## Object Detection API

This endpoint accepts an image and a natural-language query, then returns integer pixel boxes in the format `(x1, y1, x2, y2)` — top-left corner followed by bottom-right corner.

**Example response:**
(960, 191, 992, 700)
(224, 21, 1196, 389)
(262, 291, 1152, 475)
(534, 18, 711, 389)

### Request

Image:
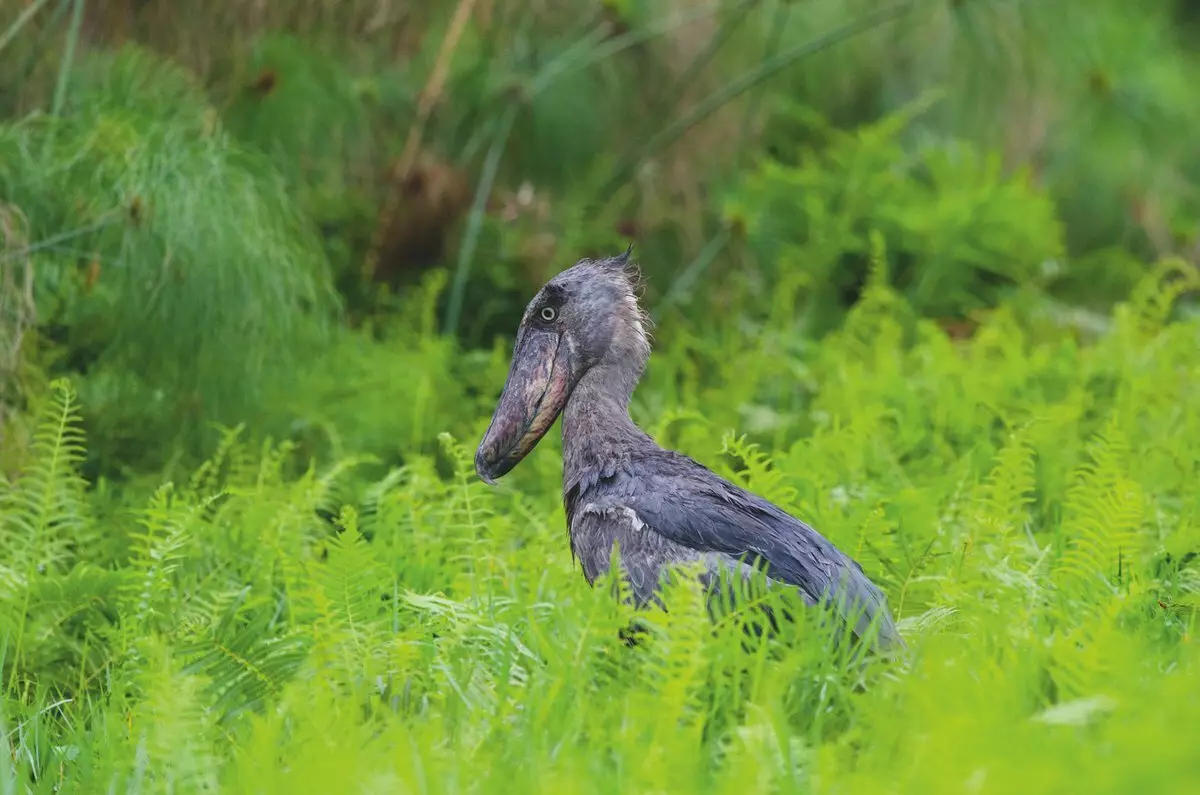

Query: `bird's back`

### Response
(563, 439, 904, 651)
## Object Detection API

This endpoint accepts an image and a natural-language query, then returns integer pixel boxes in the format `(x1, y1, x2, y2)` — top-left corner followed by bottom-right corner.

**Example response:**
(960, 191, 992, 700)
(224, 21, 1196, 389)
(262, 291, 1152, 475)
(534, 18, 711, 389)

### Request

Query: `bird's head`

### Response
(474, 248, 651, 483)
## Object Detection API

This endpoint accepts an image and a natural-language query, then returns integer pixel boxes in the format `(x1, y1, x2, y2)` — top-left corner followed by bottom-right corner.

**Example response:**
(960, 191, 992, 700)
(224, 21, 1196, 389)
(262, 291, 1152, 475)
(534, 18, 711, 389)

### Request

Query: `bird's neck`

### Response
(561, 361, 647, 491)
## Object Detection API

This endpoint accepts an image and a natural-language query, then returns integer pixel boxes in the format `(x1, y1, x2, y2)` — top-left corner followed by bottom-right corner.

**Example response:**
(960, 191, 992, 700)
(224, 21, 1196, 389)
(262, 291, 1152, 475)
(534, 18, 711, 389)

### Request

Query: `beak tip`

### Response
(474, 447, 498, 485)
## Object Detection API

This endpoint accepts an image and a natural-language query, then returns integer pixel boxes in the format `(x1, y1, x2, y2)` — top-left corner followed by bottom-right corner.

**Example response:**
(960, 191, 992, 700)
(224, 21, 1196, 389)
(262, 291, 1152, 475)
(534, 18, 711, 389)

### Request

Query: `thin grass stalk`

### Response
(454, 115, 501, 167)
(655, 226, 732, 317)
(735, 0, 791, 166)
(590, 0, 925, 207)
(49, 0, 84, 117)
(525, 21, 615, 97)
(442, 103, 520, 337)
(660, 0, 762, 99)
(0, 214, 123, 264)
(441, 0, 731, 335)
(528, 1, 735, 97)
(397, 0, 480, 177)
(0, 0, 57, 55)
(4, 0, 70, 114)
(0, 207, 35, 441)
(363, 0, 479, 283)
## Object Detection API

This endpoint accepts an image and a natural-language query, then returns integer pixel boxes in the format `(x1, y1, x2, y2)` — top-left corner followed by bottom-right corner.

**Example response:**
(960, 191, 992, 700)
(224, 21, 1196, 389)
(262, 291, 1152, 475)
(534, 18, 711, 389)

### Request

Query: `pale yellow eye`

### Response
(540, 306, 557, 322)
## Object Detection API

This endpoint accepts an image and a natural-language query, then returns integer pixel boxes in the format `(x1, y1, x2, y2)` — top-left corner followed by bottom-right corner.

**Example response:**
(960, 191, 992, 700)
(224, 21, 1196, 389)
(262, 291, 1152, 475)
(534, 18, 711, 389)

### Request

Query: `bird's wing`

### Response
(590, 454, 903, 649)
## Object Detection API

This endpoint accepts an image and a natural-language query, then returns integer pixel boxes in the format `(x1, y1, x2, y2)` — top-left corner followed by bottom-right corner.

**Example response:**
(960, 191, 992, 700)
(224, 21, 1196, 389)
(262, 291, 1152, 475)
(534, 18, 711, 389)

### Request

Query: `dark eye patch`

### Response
(531, 283, 567, 324)
(540, 283, 567, 303)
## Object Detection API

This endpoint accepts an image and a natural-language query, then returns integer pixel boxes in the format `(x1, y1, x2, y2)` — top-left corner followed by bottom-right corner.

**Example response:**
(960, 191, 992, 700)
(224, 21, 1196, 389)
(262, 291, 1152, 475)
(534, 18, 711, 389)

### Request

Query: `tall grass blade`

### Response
(443, 103, 519, 336)
(591, 0, 923, 205)
(0, 0, 57, 56)
(49, 0, 84, 117)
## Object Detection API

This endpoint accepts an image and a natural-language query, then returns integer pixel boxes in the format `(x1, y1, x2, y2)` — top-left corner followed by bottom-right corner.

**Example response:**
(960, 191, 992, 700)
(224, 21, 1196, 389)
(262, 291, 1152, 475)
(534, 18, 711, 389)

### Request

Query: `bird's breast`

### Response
(568, 500, 708, 606)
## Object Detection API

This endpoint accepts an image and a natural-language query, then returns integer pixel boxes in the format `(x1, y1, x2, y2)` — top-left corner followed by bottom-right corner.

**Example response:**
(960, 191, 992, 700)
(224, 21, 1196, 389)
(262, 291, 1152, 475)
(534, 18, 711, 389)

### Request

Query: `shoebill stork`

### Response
(474, 250, 903, 652)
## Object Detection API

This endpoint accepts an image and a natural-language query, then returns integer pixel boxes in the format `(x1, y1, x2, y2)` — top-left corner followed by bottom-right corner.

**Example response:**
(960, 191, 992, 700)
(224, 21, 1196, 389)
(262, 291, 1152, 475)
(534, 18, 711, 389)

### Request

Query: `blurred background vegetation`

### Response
(2, 0, 1199, 791)
(3, 0, 1197, 477)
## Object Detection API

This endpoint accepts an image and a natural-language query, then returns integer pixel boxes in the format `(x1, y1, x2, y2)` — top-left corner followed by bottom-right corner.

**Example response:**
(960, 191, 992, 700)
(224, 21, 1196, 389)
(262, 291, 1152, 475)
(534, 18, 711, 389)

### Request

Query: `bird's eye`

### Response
(540, 306, 557, 322)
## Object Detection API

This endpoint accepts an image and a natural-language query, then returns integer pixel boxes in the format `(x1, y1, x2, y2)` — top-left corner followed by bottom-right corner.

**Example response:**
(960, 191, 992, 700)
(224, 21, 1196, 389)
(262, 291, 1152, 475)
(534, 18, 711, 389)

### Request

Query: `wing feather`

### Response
(583, 452, 903, 649)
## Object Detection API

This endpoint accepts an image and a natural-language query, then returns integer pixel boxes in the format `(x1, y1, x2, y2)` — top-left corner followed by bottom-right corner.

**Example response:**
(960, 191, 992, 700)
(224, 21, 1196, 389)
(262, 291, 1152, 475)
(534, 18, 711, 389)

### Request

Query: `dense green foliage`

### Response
(2, 260, 1198, 792)
(2, 0, 1200, 791)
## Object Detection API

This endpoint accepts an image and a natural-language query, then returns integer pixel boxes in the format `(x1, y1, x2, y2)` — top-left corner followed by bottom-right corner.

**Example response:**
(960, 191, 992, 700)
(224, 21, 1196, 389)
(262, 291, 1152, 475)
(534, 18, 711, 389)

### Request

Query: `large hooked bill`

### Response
(474, 328, 573, 483)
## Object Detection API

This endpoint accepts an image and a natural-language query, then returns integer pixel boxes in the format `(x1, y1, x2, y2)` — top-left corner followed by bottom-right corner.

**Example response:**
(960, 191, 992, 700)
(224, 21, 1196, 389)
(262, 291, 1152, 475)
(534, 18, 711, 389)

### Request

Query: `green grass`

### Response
(1, 253, 1198, 793)
(3, 1, 1200, 790)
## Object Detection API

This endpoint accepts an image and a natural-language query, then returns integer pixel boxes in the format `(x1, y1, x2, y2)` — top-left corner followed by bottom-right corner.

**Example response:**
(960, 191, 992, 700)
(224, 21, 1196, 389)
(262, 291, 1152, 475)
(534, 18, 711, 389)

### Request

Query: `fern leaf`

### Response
(1054, 418, 1146, 604)
(124, 637, 221, 793)
(718, 431, 799, 511)
(118, 482, 212, 646)
(0, 378, 90, 573)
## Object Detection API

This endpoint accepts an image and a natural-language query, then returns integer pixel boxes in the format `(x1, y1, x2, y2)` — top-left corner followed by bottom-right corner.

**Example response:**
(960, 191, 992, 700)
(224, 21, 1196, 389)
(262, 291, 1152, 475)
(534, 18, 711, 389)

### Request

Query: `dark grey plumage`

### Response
(474, 251, 903, 651)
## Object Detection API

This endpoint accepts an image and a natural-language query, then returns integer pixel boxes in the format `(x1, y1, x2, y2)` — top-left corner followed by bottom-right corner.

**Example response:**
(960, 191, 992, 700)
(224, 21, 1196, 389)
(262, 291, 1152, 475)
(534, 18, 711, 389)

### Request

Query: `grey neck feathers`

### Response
(562, 356, 650, 491)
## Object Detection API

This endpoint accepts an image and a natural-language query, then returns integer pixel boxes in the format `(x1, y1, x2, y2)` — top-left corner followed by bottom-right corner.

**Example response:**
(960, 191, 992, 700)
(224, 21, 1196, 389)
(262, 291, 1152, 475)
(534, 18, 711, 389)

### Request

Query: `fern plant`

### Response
(0, 378, 108, 696)
(1, 262, 1198, 791)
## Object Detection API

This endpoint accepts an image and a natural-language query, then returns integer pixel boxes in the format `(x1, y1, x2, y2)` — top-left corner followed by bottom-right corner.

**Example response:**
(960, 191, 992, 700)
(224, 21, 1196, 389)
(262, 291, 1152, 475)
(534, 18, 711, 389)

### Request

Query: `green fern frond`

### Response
(434, 432, 500, 581)
(118, 482, 213, 647)
(399, 589, 543, 717)
(176, 598, 310, 725)
(185, 423, 247, 500)
(306, 454, 377, 519)
(356, 465, 411, 541)
(835, 230, 907, 368)
(301, 506, 389, 684)
(631, 561, 712, 746)
(1054, 418, 1146, 603)
(978, 429, 1038, 540)
(718, 431, 798, 511)
(438, 431, 477, 483)
(1046, 594, 1126, 702)
(0, 378, 94, 690)
(123, 637, 220, 793)
(1116, 256, 1200, 341)
(320, 507, 382, 630)
(0, 378, 90, 572)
